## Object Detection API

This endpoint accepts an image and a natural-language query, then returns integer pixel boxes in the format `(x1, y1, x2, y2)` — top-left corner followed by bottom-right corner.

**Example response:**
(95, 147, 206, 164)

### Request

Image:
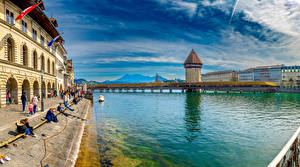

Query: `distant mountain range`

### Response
(74, 74, 168, 85)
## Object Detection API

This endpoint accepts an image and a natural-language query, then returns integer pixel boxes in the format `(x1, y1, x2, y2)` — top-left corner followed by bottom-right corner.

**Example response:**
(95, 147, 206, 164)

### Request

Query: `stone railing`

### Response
(268, 126, 300, 167)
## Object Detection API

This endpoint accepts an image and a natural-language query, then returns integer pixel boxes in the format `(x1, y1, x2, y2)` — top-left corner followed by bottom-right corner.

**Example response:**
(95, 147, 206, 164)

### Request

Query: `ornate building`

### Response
(202, 70, 238, 82)
(0, 0, 70, 107)
(184, 49, 202, 83)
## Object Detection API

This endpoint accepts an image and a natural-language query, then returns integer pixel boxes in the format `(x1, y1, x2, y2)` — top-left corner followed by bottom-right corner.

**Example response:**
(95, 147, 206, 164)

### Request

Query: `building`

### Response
(281, 66, 300, 89)
(184, 49, 202, 83)
(253, 65, 283, 85)
(0, 0, 70, 107)
(238, 68, 254, 81)
(202, 70, 238, 82)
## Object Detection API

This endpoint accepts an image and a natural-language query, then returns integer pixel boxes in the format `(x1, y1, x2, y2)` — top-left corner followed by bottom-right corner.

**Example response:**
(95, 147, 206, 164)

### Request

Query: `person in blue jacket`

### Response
(46, 108, 58, 123)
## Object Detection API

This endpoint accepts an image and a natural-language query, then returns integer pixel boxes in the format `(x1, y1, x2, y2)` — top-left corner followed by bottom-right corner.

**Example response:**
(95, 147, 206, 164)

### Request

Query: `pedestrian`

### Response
(64, 93, 74, 111)
(5, 91, 9, 104)
(31, 94, 38, 114)
(16, 118, 35, 137)
(21, 92, 27, 112)
(46, 108, 58, 123)
(28, 102, 33, 115)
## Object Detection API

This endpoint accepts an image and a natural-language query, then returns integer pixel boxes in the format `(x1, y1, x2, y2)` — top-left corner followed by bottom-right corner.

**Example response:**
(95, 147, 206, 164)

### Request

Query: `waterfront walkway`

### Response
(0, 98, 91, 166)
(0, 97, 63, 132)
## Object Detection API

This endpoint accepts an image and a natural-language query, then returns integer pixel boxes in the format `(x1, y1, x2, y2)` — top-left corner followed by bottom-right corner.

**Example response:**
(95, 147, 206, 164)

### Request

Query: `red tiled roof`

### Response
(184, 49, 203, 65)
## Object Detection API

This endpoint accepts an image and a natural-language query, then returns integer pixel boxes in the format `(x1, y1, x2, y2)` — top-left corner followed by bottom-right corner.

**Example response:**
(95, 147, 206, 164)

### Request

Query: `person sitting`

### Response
(64, 93, 74, 111)
(46, 108, 58, 123)
(0, 153, 10, 164)
(16, 118, 35, 137)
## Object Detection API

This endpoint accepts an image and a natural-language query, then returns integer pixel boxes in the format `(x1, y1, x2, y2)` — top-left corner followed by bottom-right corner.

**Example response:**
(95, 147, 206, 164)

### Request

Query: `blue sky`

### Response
(44, 0, 300, 81)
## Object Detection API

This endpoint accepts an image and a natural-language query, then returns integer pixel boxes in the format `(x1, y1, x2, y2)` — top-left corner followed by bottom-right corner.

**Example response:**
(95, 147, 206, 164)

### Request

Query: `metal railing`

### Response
(268, 126, 300, 167)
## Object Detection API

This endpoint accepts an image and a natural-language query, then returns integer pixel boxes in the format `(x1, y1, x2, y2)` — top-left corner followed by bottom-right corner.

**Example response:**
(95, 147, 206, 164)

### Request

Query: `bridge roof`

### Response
(184, 49, 203, 65)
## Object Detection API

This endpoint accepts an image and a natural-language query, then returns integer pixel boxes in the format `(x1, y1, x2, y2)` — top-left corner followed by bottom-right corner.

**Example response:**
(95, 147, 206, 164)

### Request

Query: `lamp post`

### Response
(41, 69, 44, 112)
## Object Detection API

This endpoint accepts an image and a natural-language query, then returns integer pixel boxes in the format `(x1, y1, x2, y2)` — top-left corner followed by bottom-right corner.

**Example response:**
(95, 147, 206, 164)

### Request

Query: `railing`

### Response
(268, 126, 300, 167)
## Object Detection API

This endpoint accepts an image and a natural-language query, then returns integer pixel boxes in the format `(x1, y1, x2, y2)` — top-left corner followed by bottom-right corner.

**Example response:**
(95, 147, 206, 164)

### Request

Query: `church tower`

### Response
(184, 49, 203, 83)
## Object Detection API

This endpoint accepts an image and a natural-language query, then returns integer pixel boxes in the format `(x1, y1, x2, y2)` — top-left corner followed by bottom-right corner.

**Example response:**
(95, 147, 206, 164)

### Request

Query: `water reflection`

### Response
(184, 93, 202, 142)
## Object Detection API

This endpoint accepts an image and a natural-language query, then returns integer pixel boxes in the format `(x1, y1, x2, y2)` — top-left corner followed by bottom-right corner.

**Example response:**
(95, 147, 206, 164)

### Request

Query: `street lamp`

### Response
(41, 69, 44, 112)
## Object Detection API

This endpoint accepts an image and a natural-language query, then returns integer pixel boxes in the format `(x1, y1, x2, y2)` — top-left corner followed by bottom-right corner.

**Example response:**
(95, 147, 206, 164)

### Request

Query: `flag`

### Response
(48, 35, 61, 47)
(16, 3, 40, 20)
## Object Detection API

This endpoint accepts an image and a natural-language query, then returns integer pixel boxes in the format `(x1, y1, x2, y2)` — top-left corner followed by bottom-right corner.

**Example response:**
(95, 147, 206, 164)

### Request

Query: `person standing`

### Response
(31, 94, 38, 114)
(21, 92, 27, 112)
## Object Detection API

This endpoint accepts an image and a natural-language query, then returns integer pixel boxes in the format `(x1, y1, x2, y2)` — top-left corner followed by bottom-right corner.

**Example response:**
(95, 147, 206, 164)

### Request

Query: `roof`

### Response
(184, 49, 203, 65)
(203, 70, 236, 76)
(10, 0, 64, 43)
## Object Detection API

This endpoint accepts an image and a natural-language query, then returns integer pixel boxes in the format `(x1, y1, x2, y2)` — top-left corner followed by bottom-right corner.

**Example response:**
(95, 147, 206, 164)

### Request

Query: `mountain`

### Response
(114, 74, 167, 83)
(75, 74, 168, 85)
(74, 78, 87, 85)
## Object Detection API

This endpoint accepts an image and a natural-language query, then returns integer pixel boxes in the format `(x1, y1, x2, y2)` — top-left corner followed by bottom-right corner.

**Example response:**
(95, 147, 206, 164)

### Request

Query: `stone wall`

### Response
(185, 68, 202, 83)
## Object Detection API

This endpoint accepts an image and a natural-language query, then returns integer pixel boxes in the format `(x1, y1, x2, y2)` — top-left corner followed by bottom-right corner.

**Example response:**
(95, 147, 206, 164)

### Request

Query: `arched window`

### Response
(52, 62, 55, 74)
(33, 51, 38, 69)
(22, 45, 28, 66)
(7, 38, 14, 62)
(47, 58, 50, 73)
(41, 54, 45, 71)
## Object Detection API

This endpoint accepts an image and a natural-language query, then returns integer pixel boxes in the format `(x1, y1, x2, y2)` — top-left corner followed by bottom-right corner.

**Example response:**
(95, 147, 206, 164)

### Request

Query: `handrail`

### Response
(268, 126, 300, 167)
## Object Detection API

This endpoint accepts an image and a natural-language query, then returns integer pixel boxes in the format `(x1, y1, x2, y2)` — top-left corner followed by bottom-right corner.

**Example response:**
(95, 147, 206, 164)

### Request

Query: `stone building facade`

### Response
(202, 70, 238, 82)
(0, 0, 69, 107)
(184, 49, 202, 83)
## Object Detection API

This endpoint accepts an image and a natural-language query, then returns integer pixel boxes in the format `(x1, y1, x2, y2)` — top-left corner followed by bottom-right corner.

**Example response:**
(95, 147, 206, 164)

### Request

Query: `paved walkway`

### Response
(0, 99, 90, 167)
(0, 97, 63, 132)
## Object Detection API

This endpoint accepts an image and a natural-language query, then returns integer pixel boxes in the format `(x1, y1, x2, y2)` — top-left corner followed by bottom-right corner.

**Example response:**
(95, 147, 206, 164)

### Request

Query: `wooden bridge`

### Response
(87, 81, 278, 93)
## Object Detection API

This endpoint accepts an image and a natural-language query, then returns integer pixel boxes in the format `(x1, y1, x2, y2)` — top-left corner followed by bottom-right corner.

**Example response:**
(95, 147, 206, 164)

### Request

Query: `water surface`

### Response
(93, 92, 300, 167)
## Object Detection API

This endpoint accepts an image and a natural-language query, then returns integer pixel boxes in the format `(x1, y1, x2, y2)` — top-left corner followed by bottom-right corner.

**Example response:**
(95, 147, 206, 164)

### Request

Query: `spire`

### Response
(184, 49, 203, 68)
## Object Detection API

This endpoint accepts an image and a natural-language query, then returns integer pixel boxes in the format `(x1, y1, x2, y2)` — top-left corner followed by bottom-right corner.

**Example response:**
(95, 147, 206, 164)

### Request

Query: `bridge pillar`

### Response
(169, 89, 172, 93)
(106, 89, 110, 92)
(142, 89, 145, 93)
(133, 89, 136, 93)
(112, 89, 115, 93)
(151, 89, 154, 93)
(119, 89, 122, 93)
(181, 89, 185, 93)
(160, 89, 163, 93)
(226, 91, 229, 93)
(126, 89, 130, 93)
(100, 89, 104, 93)
(186, 89, 201, 93)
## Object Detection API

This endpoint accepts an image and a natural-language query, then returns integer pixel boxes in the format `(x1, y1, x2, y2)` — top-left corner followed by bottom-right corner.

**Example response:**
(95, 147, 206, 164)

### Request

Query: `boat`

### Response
(99, 95, 104, 102)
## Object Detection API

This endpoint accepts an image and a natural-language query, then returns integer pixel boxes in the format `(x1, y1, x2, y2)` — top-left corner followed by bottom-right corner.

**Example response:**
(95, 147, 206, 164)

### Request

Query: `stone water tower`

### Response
(184, 49, 203, 83)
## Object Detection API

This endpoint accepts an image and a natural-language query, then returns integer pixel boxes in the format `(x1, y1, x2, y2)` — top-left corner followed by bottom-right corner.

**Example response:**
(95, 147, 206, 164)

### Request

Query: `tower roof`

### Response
(184, 49, 203, 68)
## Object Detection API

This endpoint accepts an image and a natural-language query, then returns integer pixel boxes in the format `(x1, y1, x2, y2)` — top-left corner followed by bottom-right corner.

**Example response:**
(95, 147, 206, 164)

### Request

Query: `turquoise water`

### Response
(93, 92, 300, 167)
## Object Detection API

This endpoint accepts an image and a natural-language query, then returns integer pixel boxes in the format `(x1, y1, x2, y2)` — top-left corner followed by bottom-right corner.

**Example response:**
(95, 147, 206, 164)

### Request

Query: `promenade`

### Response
(0, 97, 92, 166)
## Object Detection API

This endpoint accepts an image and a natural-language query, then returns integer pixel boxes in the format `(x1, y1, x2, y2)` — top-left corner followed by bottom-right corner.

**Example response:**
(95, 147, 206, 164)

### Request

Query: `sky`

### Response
(44, 0, 300, 81)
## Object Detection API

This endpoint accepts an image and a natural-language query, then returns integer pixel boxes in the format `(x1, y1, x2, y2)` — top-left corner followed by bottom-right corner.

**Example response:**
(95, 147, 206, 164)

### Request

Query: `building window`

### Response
(22, 21, 27, 34)
(7, 38, 14, 62)
(47, 59, 50, 73)
(33, 51, 38, 69)
(6, 10, 9, 23)
(6, 10, 14, 25)
(52, 62, 55, 74)
(41, 35, 44, 46)
(22, 45, 28, 66)
(32, 28, 37, 41)
(10, 12, 14, 25)
(41, 55, 45, 71)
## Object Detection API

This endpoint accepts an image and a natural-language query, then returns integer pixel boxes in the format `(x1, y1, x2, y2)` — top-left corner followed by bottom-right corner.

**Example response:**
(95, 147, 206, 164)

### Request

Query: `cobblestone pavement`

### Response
(0, 97, 63, 132)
